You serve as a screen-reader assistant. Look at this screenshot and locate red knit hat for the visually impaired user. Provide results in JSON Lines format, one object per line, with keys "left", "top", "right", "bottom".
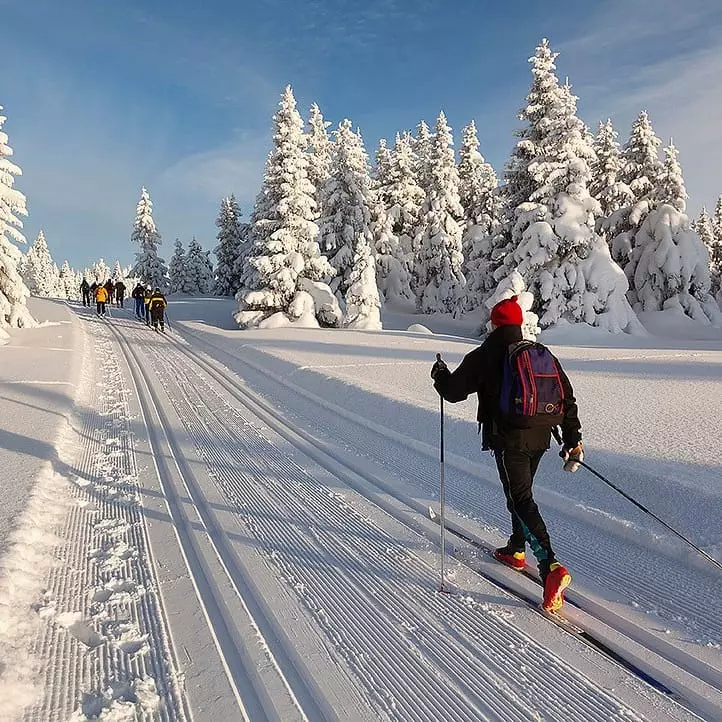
{"left": 490, "top": 295, "right": 523, "bottom": 327}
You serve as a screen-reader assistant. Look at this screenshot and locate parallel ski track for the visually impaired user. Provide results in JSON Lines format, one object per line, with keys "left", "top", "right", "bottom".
{"left": 25, "top": 316, "right": 187, "bottom": 721}
{"left": 171, "top": 327, "right": 722, "bottom": 659}
{"left": 110, "top": 321, "right": 335, "bottom": 722}
{"left": 112, "top": 317, "right": 704, "bottom": 722}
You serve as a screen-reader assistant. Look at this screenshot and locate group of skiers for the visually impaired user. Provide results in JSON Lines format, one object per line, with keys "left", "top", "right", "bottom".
{"left": 80, "top": 278, "right": 126, "bottom": 316}
{"left": 131, "top": 283, "right": 168, "bottom": 332}
{"left": 78, "top": 277, "right": 167, "bottom": 331}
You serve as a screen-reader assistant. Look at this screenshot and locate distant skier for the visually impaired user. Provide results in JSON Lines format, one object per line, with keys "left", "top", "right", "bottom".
{"left": 95, "top": 283, "right": 109, "bottom": 316}
{"left": 143, "top": 287, "right": 153, "bottom": 325}
{"left": 90, "top": 281, "right": 98, "bottom": 299}
{"left": 148, "top": 288, "right": 167, "bottom": 332}
{"left": 131, "top": 282, "right": 145, "bottom": 319}
{"left": 80, "top": 278, "right": 91, "bottom": 307}
{"left": 115, "top": 279, "right": 126, "bottom": 308}
{"left": 430, "top": 295, "right": 583, "bottom": 613}
{"left": 104, "top": 279, "right": 115, "bottom": 304}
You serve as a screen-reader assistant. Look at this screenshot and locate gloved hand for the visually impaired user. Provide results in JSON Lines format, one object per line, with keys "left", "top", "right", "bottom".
{"left": 430, "top": 356, "right": 449, "bottom": 381}
{"left": 560, "top": 442, "right": 584, "bottom": 472}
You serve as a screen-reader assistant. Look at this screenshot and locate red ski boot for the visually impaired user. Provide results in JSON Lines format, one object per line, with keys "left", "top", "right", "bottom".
{"left": 492, "top": 545, "right": 526, "bottom": 571}
{"left": 542, "top": 562, "right": 572, "bottom": 612}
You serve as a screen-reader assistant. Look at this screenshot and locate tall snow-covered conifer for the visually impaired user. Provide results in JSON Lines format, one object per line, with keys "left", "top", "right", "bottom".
{"left": 214, "top": 195, "right": 243, "bottom": 296}
{"left": 318, "top": 119, "right": 378, "bottom": 301}
{"left": 695, "top": 207, "right": 720, "bottom": 296}
{"left": 59, "top": 260, "right": 77, "bottom": 300}
{"left": 414, "top": 112, "right": 465, "bottom": 314}
{"left": 344, "top": 232, "right": 382, "bottom": 329}
{"left": 307, "top": 104, "right": 332, "bottom": 214}
{"left": 0, "top": 107, "right": 35, "bottom": 329}
{"left": 168, "top": 239, "right": 186, "bottom": 293}
{"left": 497, "top": 40, "right": 640, "bottom": 332}
{"left": 236, "top": 86, "right": 333, "bottom": 328}
{"left": 92, "top": 258, "right": 110, "bottom": 284}
{"left": 591, "top": 119, "right": 634, "bottom": 244}
{"left": 131, "top": 187, "right": 168, "bottom": 290}
{"left": 457, "top": 120, "right": 501, "bottom": 310}
{"left": 183, "top": 239, "right": 214, "bottom": 294}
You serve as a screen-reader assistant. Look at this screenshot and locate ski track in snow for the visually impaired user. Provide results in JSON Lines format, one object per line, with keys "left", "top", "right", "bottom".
{"left": 96, "top": 310, "right": 704, "bottom": 722}
{"left": 20, "top": 316, "right": 187, "bottom": 721}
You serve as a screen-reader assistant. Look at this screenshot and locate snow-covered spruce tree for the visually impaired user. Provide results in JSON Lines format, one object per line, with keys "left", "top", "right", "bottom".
{"left": 695, "top": 207, "right": 721, "bottom": 297}
{"left": 318, "top": 119, "right": 377, "bottom": 300}
{"left": 343, "top": 232, "right": 382, "bottom": 329}
{"left": 607, "top": 111, "right": 664, "bottom": 268}
{"left": 182, "top": 238, "right": 214, "bottom": 295}
{"left": 626, "top": 144, "right": 721, "bottom": 324}
{"left": 236, "top": 86, "right": 335, "bottom": 328}
{"left": 168, "top": 239, "right": 186, "bottom": 293}
{"left": 590, "top": 119, "right": 634, "bottom": 243}
{"left": 0, "top": 107, "right": 35, "bottom": 329}
{"left": 414, "top": 111, "right": 466, "bottom": 315}
{"left": 413, "top": 121, "right": 433, "bottom": 193}
{"left": 457, "top": 120, "right": 502, "bottom": 310}
{"left": 59, "top": 260, "right": 78, "bottom": 300}
{"left": 111, "top": 260, "right": 124, "bottom": 282}
{"left": 306, "top": 103, "right": 332, "bottom": 214}
{"left": 23, "top": 230, "right": 59, "bottom": 297}
{"left": 131, "top": 187, "right": 168, "bottom": 290}
{"left": 710, "top": 197, "right": 722, "bottom": 299}
{"left": 91, "top": 257, "right": 110, "bottom": 284}
{"left": 214, "top": 195, "right": 243, "bottom": 296}
{"left": 497, "top": 40, "right": 640, "bottom": 332}
{"left": 376, "top": 133, "right": 425, "bottom": 286}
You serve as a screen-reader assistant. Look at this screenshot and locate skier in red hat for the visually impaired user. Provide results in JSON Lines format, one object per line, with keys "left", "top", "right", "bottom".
{"left": 430, "top": 295, "right": 583, "bottom": 612}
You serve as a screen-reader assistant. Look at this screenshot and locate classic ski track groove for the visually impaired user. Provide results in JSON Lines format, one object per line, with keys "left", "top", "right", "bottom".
{"left": 24, "top": 314, "right": 188, "bottom": 721}
{"left": 104, "top": 313, "right": 707, "bottom": 722}
{"left": 159, "top": 321, "right": 722, "bottom": 720}
{"left": 174, "top": 326, "right": 722, "bottom": 677}
{"left": 111, "top": 328, "right": 329, "bottom": 722}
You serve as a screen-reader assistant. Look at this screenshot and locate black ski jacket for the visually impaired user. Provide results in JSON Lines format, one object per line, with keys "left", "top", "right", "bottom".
{"left": 433, "top": 325, "right": 582, "bottom": 452}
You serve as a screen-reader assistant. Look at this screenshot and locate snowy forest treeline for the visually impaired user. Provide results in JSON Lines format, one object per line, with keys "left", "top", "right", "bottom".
{"left": 2, "top": 39, "right": 722, "bottom": 334}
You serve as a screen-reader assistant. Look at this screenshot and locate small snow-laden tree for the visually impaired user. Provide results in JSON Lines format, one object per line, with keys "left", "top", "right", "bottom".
{"left": 23, "top": 230, "right": 58, "bottom": 296}
{"left": 318, "top": 119, "right": 376, "bottom": 300}
{"left": 415, "top": 112, "right": 466, "bottom": 315}
{"left": 628, "top": 204, "right": 721, "bottom": 324}
{"left": 131, "top": 187, "right": 168, "bottom": 290}
{"left": 236, "top": 86, "right": 334, "bottom": 329}
{"left": 168, "top": 239, "right": 186, "bottom": 293}
{"left": 111, "top": 260, "right": 124, "bottom": 282}
{"left": 370, "top": 199, "right": 410, "bottom": 303}
{"left": 0, "top": 106, "right": 36, "bottom": 329}
{"left": 497, "top": 40, "right": 641, "bottom": 333}
{"left": 306, "top": 103, "right": 332, "bottom": 215}
{"left": 214, "top": 195, "right": 243, "bottom": 296}
{"left": 182, "top": 238, "right": 214, "bottom": 294}
{"left": 695, "top": 207, "right": 720, "bottom": 297}
{"left": 91, "top": 257, "right": 110, "bottom": 284}
{"left": 377, "top": 133, "right": 425, "bottom": 289}
{"left": 457, "top": 120, "right": 502, "bottom": 310}
{"left": 591, "top": 119, "right": 634, "bottom": 244}
{"left": 484, "top": 270, "right": 541, "bottom": 340}
{"left": 626, "top": 145, "right": 720, "bottom": 324}
{"left": 607, "top": 111, "right": 664, "bottom": 269}
{"left": 59, "top": 261, "right": 78, "bottom": 300}
{"left": 343, "top": 232, "right": 382, "bottom": 329}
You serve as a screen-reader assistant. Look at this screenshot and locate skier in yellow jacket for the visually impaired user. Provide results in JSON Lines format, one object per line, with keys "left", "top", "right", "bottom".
{"left": 94, "top": 284, "right": 109, "bottom": 316}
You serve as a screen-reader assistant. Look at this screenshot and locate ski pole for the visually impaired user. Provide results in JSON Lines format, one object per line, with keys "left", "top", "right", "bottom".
{"left": 552, "top": 430, "right": 722, "bottom": 572}
{"left": 437, "top": 353, "right": 447, "bottom": 592}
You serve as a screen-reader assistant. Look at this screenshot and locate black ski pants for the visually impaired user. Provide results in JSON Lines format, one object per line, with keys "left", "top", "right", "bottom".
{"left": 150, "top": 307, "right": 165, "bottom": 329}
{"left": 96, "top": 301, "right": 106, "bottom": 316}
{"left": 494, "top": 448, "right": 554, "bottom": 565}
{"left": 82, "top": 291, "right": 90, "bottom": 306}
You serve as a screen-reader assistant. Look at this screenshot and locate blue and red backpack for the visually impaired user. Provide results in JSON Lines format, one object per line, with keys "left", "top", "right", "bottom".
{"left": 499, "top": 341, "right": 565, "bottom": 429}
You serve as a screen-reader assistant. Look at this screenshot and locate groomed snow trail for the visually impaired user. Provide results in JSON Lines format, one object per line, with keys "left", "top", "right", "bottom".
{"left": 94, "top": 309, "right": 704, "bottom": 722}
{"left": 22, "top": 314, "right": 188, "bottom": 721}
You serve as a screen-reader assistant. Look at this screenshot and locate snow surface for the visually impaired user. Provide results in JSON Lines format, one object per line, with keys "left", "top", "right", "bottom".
{"left": 0, "top": 296, "right": 720, "bottom": 721}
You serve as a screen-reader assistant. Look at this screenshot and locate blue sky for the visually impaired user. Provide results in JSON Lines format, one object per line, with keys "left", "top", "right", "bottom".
{"left": 4, "top": 0, "right": 722, "bottom": 271}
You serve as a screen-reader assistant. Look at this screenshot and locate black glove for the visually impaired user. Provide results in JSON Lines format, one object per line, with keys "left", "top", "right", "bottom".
{"left": 430, "top": 357, "right": 449, "bottom": 381}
